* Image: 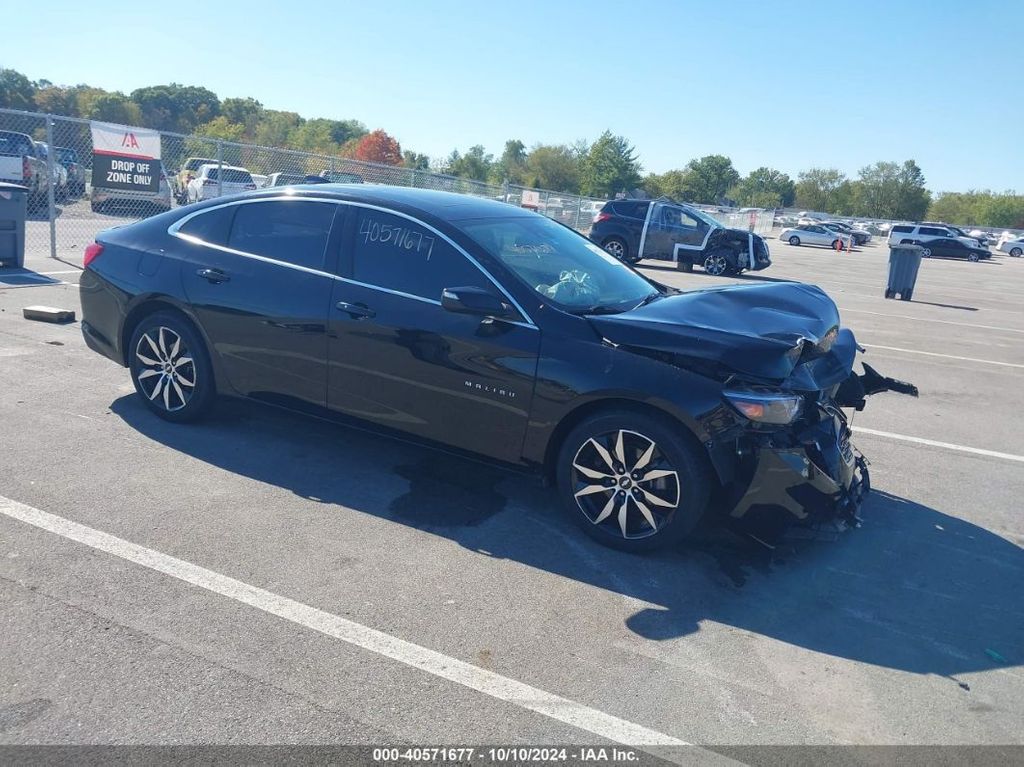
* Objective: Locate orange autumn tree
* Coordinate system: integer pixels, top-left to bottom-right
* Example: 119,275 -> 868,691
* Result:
353,129 -> 402,165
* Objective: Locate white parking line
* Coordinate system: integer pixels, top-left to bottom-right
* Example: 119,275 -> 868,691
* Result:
864,344 -> 1024,369
0,495 -> 700,752
853,428 -> 1024,463
38,270 -> 82,275
839,307 -> 1024,334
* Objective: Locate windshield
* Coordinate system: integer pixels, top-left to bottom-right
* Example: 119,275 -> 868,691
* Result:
458,216 -> 658,313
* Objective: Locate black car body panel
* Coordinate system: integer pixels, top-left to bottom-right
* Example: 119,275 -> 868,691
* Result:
80,185 -> 915,542
924,237 -> 991,260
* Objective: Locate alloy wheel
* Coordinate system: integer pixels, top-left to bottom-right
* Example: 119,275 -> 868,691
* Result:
134,326 -> 196,412
704,253 -> 728,275
571,429 -> 681,540
789,236 -> 800,246
604,239 -> 625,259
922,248 -> 931,257
1011,248 -> 1022,257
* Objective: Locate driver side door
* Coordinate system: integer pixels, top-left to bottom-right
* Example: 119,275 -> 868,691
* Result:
326,206 -> 541,463
641,202 -> 710,260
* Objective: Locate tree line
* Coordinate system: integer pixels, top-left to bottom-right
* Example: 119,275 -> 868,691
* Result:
2,68 -> 1019,226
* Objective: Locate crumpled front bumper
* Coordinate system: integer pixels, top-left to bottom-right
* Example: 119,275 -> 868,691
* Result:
726,411 -> 871,540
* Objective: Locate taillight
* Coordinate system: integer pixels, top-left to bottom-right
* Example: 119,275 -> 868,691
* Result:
244,184 -> 256,190
22,156 -> 30,180
84,242 -> 104,268
593,212 -> 612,224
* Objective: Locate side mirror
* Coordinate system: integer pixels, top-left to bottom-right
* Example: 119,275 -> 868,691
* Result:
441,286 -> 515,319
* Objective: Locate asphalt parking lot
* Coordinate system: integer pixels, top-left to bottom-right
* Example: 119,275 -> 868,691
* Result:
1,222 -> 1022,755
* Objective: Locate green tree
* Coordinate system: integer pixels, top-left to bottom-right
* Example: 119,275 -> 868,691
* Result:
220,97 -> 263,138
0,68 -> 36,110
794,168 -> 848,212
579,131 -> 641,197
87,93 -> 142,125
525,144 -> 581,193
446,145 -> 494,181
493,139 -> 527,184
254,110 -> 303,147
130,84 -> 220,132
33,86 -> 78,116
402,150 -> 430,170
195,116 -> 246,142
674,155 -> 739,204
856,160 -> 930,220
729,166 -> 795,208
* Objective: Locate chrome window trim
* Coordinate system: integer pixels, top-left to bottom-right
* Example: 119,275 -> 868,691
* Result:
167,196 -> 537,328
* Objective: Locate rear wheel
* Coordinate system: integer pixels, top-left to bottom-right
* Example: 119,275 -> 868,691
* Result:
968,252 -> 980,262
602,236 -> 629,261
556,410 -> 711,552
128,311 -> 215,423
788,236 -> 800,246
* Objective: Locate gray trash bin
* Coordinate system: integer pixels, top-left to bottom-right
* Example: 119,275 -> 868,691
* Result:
885,244 -> 923,301
0,182 -> 28,269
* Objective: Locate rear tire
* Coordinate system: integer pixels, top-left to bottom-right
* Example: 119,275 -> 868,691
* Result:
602,236 -> 629,261
968,252 -> 979,262
128,311 -> 215,423
556,410 -> 711,553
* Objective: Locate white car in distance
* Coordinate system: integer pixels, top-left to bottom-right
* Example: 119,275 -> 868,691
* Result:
186,164 -> 256,202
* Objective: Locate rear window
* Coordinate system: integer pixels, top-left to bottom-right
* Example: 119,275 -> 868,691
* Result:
0,132 -> 33,157
611,201 -> 647,219
891,225 -> 914,233
273,174 -> 305,186
57,148 -> 78,164
185,158 -> 216,171
208,168 -> 253,184
177,205 -> 236,246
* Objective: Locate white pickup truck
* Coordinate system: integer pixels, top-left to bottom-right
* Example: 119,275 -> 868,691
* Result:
0,130 -> 48,203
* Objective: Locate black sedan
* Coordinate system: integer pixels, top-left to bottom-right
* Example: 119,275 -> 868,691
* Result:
79,186 -> 916,551
921,237 -> 991,262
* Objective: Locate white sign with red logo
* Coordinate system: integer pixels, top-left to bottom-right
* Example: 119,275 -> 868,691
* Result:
90,121 -> 162,194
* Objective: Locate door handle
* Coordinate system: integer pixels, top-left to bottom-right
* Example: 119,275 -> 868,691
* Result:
335,301 -> 376,319
196,267 -> 230,283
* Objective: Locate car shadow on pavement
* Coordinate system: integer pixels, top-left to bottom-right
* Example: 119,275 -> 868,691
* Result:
0,267 -> 63,287
111,395 -> 1023,680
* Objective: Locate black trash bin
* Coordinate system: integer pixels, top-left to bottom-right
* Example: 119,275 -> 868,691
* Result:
885,244 -> 923,301
0,182 -> 28,269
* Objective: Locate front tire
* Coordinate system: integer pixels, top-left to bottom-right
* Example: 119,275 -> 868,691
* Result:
1011,247 -> 1022,257
788,236 -> 800,246
128,311 -> 215,423
703,251 -> 730,276
968,252 -> 980,262
556,410 -> 711,553
921,247 -> 931,257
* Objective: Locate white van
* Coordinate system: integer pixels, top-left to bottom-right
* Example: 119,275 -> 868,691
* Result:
887,224 -> 967,247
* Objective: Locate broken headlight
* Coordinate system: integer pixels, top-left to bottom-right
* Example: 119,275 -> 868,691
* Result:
723,389 -> 804,425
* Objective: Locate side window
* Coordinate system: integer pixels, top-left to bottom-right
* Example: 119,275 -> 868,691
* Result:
892,225 -> 913,234
679,211 -> 700,228
352,210 -> 488,302
227,200 -> 336,269
920,227 -> 946,237
177,205 -> 236,246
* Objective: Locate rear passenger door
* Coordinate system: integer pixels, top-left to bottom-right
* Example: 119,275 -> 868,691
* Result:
177,198 -> 341,407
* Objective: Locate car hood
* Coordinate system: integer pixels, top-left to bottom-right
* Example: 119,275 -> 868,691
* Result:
589,282 -> 841,381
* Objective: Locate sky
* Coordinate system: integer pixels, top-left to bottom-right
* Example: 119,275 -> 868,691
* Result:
3,0 -> 1022,193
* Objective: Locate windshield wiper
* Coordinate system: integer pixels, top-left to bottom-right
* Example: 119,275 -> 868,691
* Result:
632,291 -> 663,310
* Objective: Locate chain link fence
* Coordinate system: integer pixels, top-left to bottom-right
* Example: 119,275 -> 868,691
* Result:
1,107 -> 777,263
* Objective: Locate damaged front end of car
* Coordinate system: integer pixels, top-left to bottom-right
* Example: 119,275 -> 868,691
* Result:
590,282 -> 918,543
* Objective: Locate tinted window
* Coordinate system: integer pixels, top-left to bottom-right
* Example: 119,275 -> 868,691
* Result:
352,210 -> 488,302
919,227 -> 947,236
611,201 -> 647,219
185,158 -> 215,171
209,168 -> 253,184
892,225 -> 913,233
177,205 -> 236,246
0,132 -> 34,157
227,201 -> 335,269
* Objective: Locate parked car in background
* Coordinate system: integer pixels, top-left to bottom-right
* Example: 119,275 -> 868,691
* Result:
175,157 -> 220,201
267,172 -> 308,187
997,235 -> 1024,257
780,224 -> 848,249
186,164 -> 256,202
887,224 -> 978,248
55,147 -> 86,197
590,198 -> 771,274
921,222 -> 986,247
79,185 -> 915,551
251,173 -> 269,189
34,142 -> 68,201
822,221 -> 871,245
91,161 -> 172,214
0,130 -> 47,204
919,237 -> 990,261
